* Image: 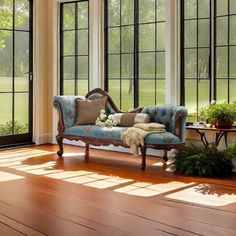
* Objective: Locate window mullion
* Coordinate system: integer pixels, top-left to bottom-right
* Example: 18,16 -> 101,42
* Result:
134,0 -> 139,108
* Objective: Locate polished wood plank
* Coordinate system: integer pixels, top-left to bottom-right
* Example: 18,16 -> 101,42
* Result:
0,144 -> 236,236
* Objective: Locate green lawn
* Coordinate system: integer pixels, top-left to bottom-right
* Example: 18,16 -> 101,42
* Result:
1,77 -> 236,125
0,77 -> 29,124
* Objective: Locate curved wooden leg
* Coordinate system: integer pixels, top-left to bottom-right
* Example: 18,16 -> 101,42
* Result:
56,135 -> 64,157
162,150 -> 168,164
140,146 -> 147,170
85,143 -> 89,161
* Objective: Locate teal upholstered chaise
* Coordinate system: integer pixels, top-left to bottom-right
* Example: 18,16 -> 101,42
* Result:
53,88 -> 188,170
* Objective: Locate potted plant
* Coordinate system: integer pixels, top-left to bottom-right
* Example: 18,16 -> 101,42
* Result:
200,102 -> 236,128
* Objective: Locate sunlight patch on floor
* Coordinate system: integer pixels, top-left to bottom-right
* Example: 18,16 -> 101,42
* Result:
63,172 -> 133,189
114,181 -> 194,197
166,184 -> 236,207
0,171 -> 25,182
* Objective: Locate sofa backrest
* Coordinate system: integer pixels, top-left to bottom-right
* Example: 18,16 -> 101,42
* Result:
142,105 -> 175,132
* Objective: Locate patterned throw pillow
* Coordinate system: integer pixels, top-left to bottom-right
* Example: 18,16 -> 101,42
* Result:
113,113 -> 150,127
74,96 -> 108,125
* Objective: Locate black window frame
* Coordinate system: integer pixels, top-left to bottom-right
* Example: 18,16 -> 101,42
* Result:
104,0 -> 166,111
180,0 -> 236,122
0,0 -> 34,147
60,0 -> 89,96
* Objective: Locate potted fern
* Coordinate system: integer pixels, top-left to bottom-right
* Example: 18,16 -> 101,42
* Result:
200,102 -> 236,129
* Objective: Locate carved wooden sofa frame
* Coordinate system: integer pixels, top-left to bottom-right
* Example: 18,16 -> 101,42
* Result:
53,88 -> 187,170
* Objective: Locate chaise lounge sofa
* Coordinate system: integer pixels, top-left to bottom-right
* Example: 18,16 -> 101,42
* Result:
53,88 -> 188,170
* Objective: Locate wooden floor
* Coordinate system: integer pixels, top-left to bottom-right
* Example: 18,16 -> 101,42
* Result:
0,144 -> 236,236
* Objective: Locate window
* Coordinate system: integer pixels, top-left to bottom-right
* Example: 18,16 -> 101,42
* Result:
60,0 -> 89,96
180,0 -> 236,122
105,0 -> 166,111
0,0 -> 33,146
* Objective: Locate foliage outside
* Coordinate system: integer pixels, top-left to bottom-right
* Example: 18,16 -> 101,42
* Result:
170,144 -> 236,177
200,102 -> 236,124
0,120 -> 28,136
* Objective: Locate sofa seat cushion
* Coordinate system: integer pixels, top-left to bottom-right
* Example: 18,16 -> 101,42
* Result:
64,125 -> 182,145
64,125 -> 124,141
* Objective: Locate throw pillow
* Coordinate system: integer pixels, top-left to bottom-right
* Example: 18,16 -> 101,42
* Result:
74,96 -> 108,125
113,113 -> 150,127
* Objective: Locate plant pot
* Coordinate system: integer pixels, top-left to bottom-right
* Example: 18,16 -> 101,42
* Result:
215,119 -> 233,129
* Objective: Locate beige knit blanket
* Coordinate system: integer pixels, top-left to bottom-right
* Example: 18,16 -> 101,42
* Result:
121,124 -> 165,155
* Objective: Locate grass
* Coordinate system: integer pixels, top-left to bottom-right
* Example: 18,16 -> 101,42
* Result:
0,77 -> 29,124
63,79 -> 236,121
1,77 -> 236,124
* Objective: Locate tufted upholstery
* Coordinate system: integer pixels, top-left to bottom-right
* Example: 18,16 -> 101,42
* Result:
54,95 -> 187,144
142,105 -> 188,142
53,88 -> 188,169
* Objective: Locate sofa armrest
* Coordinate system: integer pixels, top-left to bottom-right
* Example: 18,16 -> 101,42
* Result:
171,106 -> 188,142
53,96 -> 84,132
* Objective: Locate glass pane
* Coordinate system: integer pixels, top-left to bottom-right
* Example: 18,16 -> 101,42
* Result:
198,79 -> 210,112
185,49 -> 197,78
185,20 -> 197,47
139,24 -> 155,52
121,26 -> 134,53
230,15 -> 236,45
108,0 -> 120,27
121,80 -> 133,111
156,0 -> 166,21
139,79 -> 155,106
198,19 -> 210,47
15,77 -> 28,92
216,0 -> 228,16
0,77 -> 12,92
78,29 -> 88,55
14,93 -> 28,134
108,55 -> 120,78
15,32 -> 29,77
78,56 -> 88,78
139,53 -> 155,78
185,0 -> 197,19
156,22 -> 165,50
15,0 -> 29,30
0,31 -> 12,92
0,0 -> 13,29
0,93 -> 12,134
108,28 -> 120,53
64,80 -> 75,95
230,80 -> 236,102
78,1 -> 88,29
216,79 -> 228,102
216,47 -> 228,78
63,3 -> 75,29
198,48 -> 210,78
156,79 -> 165,105
121,0 -> 134,25
63,57 -> 75,79
77,80 -> 88,96
185,80 -> 197,122
121,54 -> 133,78
198,0 -> 210,18
63,31 -> 75,55
230,46 -> 236,78
216,17 -> 228,46
230,0 -> 236,14
108,79 -> 121,108
156,52 -> 165,78
139,0 -> 155,23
